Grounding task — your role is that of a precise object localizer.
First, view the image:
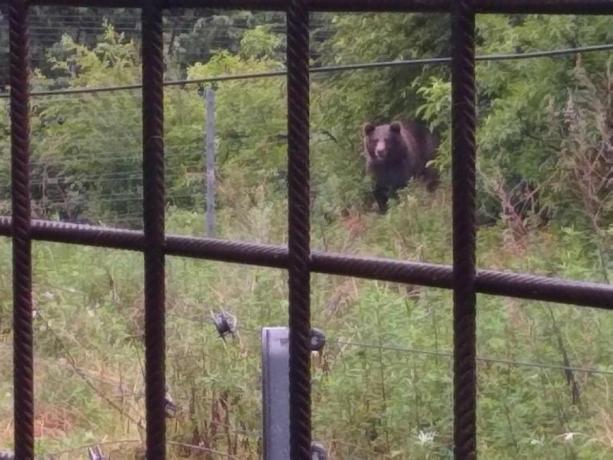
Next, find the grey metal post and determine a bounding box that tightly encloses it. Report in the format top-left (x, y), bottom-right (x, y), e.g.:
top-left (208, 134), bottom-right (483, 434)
top-left (262, 327), bottom-right (327, 460)
top-left (262, 327), bottom-right (291, 459)
top-left (204, 87), bottom-right (216, 237)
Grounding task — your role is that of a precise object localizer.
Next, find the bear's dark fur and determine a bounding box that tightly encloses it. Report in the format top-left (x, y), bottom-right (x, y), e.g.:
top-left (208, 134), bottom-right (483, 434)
top-left (362, 120), bottom-right (439, 212)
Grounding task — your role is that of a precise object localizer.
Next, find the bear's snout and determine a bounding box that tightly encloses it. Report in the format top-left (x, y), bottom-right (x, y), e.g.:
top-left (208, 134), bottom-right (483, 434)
top-left (375, 140), bottom-right (387, 159)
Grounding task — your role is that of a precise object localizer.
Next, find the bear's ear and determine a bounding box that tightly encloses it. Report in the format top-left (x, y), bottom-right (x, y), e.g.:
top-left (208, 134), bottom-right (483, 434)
top-left (390, 122), bottom-right (402, 134)
top-left (363, 122), bottom-right (375, 136)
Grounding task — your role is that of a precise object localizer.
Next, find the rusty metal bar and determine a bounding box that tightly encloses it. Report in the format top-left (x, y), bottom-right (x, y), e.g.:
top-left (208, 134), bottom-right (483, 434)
top-left (1, 218), bottom-right (612, 310)
top-left (9, 0), bottom-right (613, 14)
top-left (287, 0), bottom-right (312, 458)
top-left (475, 0), bottom-right (613, 14)
top-left (9, 0), bottom-right (34, 458)
top-left (142, 1), bottom-right (166, 458)
top-left (451, 0), bottom-right (477, 457)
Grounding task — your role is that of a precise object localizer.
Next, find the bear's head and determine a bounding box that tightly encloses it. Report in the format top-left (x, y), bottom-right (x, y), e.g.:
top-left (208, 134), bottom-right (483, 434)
top-left (362, 121), bottom-right (403, 164)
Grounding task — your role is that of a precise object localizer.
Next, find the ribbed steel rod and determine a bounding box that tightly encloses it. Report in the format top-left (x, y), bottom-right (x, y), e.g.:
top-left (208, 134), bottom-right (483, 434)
top-left (451, 0), bottom-right (477, 458)
top-left (9, 0), bottom-right (34, 458)
top-left (286, 0), bottom-right (312, 457)
top-left (142, 1), bottom-right (166, 458)
top-left (11, 0), bottom-right (613, 14)
top-left (0, 218), bottom-right (611, 310)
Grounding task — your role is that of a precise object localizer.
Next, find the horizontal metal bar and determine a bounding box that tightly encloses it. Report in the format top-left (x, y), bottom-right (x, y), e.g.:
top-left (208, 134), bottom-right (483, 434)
top-left (2, 0), bottom-right (613, 14)
top-left (475, 0), bottom-right (613, 14)
top-left (3, 43), bottom-right (612, 99)
top-left (5, 0), bottom-right (445, 11)
top-left (0, 217), bottom-right (611, 310)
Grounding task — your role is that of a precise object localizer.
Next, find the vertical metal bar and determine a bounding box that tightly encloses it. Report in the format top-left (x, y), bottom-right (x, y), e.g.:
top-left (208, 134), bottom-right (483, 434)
top-left (142, 1), bottom-right (166, 458)
top-left (451, 0), bottom-right (477, 459)
top-left (286, 0), bottom-right (311, 458)
top-left (205, 88), bottom-right (216, 238)
top-left (9, 0), bottom-right (34, 458)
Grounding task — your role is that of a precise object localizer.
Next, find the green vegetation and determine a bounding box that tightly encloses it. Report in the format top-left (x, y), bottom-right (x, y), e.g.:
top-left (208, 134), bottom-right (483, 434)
top-left (0, 11), bottom-right (612, 459)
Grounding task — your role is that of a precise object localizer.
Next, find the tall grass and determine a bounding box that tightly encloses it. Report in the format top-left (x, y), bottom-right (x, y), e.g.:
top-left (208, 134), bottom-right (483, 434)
top-left (0, 181), bottom-right (611, 459)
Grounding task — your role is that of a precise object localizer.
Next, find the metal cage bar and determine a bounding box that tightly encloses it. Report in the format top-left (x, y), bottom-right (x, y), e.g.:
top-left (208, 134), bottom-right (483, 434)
top-left (3, 1), bottom-right (613, 460)
top-left (6, 0), bottom-right (613, 14)
top-left (451, 1), bottom-right (477, 457)
top-left (286, 1), bottom-right (312, 457)
top-left (9, 0), bottom-right (34, 458)
top-left (0, 217), bottom-right (612, 311)
top-left (141, 1), bottom-right (167, 458)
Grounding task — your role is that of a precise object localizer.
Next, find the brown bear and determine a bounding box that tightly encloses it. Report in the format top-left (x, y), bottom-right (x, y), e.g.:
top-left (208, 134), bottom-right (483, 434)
top-left (362, 120), bottom-right (439, 212)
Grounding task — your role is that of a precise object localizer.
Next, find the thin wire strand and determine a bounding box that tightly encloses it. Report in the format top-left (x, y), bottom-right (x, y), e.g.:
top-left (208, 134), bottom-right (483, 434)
top-left (0, 42), bottom-right (611, 98)
top-left (167, 441), bottom-right (241, 458)
top-left (45, 439), bottom-right (246, 459)
top-left (331, 339), bottom-right (613, 376)
top-left (167, 315), bottom-right (613, 377)
top-left (43, 439), bottom-right (142, 458)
